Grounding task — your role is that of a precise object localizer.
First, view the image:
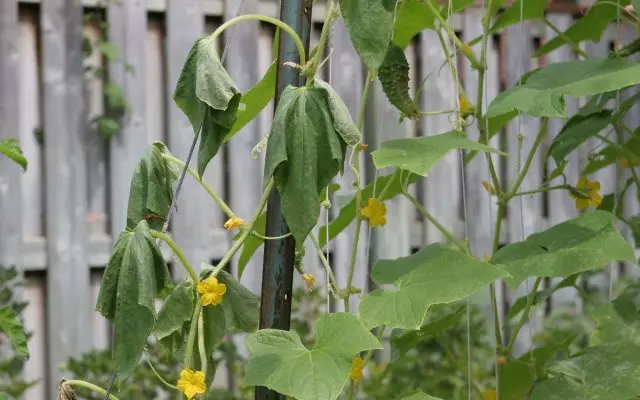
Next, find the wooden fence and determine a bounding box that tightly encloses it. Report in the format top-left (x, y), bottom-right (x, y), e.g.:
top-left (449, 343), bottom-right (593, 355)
top-left (0, 0), bottom-right (638, 398)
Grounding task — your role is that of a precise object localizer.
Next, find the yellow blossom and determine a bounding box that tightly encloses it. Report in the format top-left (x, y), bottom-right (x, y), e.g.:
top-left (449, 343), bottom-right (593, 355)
top-left (621, 158), bottom-right (640, 168)
top-left (459, 94), bottom-right (475, 118)
top-left (496, 355), bottom-right (508, 365)
top-left (349, 356), bottom-right (365, 382)
top-left (223, 216), bottom-right (244, 231)
top-left (197, 276), bottom-right (227, 306)
top-left (302, 273), bottom-right (315, 291)
top-left (361, 198), bottom-right (386, 227)
top-left (358, 143), bottom-right (368, 151)
top-left (176, 369), bottom-right (206, 399)
top-left (481, 180), bottom-right (497, 195)
top-left (570, 177), bottom-right (602, 210)
top-left (483, 390), bottom-right (497, 400)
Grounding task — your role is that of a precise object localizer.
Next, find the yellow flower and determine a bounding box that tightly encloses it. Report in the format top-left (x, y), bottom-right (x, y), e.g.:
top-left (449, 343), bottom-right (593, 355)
top-left (349, 356), bottom-right (365, 382)
top-left (358, 143), bottom-right (368, 151)
top-left (361, 198), bottom-right (386, 227)
top-left (621, 158), bottom-right (640, 168)
top-left (481, 180), bottom-right (497, 195)
top-left (483, 390), bottom-right (497, 400)
top-left (176, 369), bottom-right (206, 399)
top-left (459, 94), bottom-right (475, 119)
top-left (197, 276), bottom-right (227, 306)
top-left (302, 273), bottom-right (315, 292)
top-left (496, 355), bottom-right (508, 365)
top-left (223, 216), bottom-right (244, 231)
top-left (570, 177), bottom-right (602, 210)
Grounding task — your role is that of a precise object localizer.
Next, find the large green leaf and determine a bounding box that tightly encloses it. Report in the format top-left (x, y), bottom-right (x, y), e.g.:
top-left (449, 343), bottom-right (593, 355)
top-left (126, 142), bottom-right (180, 231)
top-left (530, 341), bottom-right (640, 400)
top-left (487, 58), bottom-right (640, 118)
top-left (392, 0), bottom-right (437, 49)
top-left (0, 307), bottom-right (29, 359)
top-left (318, 172), bottom-right (419, 248)
top-left (340, 0), bottom-right (394, 71)
top-left (95, 221), bottom-right (173, 380)
top-left (489, 0), bottom-right (546, 33)
top-left (590, 284), bottom-right (640, 346)
top-left (396, 392), bottom-right (443, 400)
top-left (372, 131), bottom-right (504, 176)
top-left (263, 86), bottom-right (346, 247)
top-left (491, 211), bottom-right (636, 289)
top-left (0, 139), bottom-right (27, 171)
top-left (536, 0), bottom-right (630, 57)
top-left (548, 110), bottom-right (612, 165)
top-left (359, 244), bottom-right (509, 329)
top-left (500, 345), bottom-right (565, 400)
top-left (152, 280), bottom-right (195, 341)
top-left (315, 79), bottom-right (361, 146)
top-left (173, 37), bottom-right (241, 177)
top-left (243, 313), bottom-right (382, 400)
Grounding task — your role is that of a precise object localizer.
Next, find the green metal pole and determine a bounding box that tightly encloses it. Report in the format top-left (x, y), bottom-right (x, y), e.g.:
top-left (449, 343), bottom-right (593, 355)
top-left (256, 0), bottom-right (312, 399)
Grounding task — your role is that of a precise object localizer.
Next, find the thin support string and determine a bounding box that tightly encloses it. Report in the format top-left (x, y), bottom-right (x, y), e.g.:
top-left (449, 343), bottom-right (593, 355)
top-left (325, 16), bottom-right (334, 314)
top-left (103, 1), bottom-right (246, 398)
top-left (611, 0), bottom-right (621, 301)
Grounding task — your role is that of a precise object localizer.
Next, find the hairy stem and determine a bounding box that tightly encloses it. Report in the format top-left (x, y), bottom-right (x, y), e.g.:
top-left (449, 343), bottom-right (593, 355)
top-left (183, 302), bottom-right (202, 368)
top-left (505, 277), bottom-right (543, 354)
top-left (61, 380), bottom-right (121, 400)
top-left (509, 184), bottom-right (570, 199)
top-left (146, 359), bottom-right (178, 390)
top-left (506, 119), bottom-right (548, 198)
top-left (198, 310), bottom-right (208, 377)
top-left (150, 230), bottom-right (199, 283)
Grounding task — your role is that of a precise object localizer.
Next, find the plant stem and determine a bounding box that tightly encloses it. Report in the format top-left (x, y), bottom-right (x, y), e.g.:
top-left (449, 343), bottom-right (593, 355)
top-left (419, 109), bottom-right (457, 116)
top-left (403, 190), bottom-right (467, 251)
top-left (62, 380), bottom-right (121, 400)
top-left (309, 232), bottom-right (341, 293)
top-left (150, 230), bottom-right (199, 283)
top-left (162, 153), bottom-right (235, 218)
top-left (198, 310), bottom-right (208, 377)
top-left (363, 325), bottom-right (386, 365)
top-left (426, 0), bottom-right (484, 70)
top-left (183, 302), bottom-right (202, 368)
top-left (307, 0), bottom-right (336, 83)
top-left (505, 277), bottom-right (543, 354)
top-left (509, 184), bottom-right (570, 198)
top-left (251, 231), bottom-right (292, 240)
top-left (147, 359), bottom-right (178, 390)
top-left (490, 203), bottom-right (505, 351)
top-left (542, 17), bottom-right (589, 59)
top-left (506, 120), bottom-right (548, 198)
top-left (211, 14), bottom-right (306, 65)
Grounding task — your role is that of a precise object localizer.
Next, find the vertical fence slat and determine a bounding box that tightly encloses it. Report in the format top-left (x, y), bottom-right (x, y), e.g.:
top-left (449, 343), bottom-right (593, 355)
top-left (224, 0), bottom-right (265, 294)
top-left (108, 0), bottom-right (148, 235)
top-left (22, 277), bottom-right (47, 400)
top-left (420, 30), bottom-right (461, 244)
top-left (330, 18), bottom-right (366, 312)
top-left (167, 0), bottom-right (211, 278)
top-left (40, 0), bottom-right (90, 395)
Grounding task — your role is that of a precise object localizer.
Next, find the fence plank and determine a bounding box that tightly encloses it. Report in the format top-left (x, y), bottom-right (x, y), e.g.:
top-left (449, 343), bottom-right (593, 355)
top-left (108, 0), bottom-right (148, 235)
top-left (167, 0), bottom-right (214, 279)
top-left (40, 0), bottom-right (91, 395)
top-left (22, 276), bottom-right (47, 400)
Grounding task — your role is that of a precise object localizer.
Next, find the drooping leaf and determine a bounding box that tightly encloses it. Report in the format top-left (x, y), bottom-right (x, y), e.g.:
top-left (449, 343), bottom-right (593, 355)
top-left (243, 313), bottom-right (382, 400)
top-left (0, 139), bottom-right (27, 171)
top-left (392, 0), bottom-right (437, 49)
top-left (314, 79), bottom-right (362, 146)
top-left (152, 280), bottom-right (195, 341)
top-left (126, 142), bottom-right (180, 231)
top-left (487, 58), bottom-right (640, 118)
top-left (489, 0), bottom-right (546, 33)
top-left (548, 110), bottom-right (612, 165)
top-left (396, 392), bottom-right (444, 400)
top-left (536, 0), bottom-right (630, 57)
top-left (0, 307), bottom-right (29, 359)
top-left (340, 0), bottom-right (394, 71)
top-left (359, 244), bottom-right (509, 329)
top-left (491, 210), bottom-right (636, 289)
top-left (95, 220), bottom-right (173, 380)
top-left (173, 37), bottom-right (241, 177)
top-left (373, 131), bottom-right (505, 176)
top-left (530, 340), bottom-right (640, 400)
top-left (378, 44), bottom-right (418, 117)
top-left (500, 345), bottom-right (565, 400)
top-left (263, 86), bottom-right (346, 247)
top-left (318, 172), bottom-right (420, 248)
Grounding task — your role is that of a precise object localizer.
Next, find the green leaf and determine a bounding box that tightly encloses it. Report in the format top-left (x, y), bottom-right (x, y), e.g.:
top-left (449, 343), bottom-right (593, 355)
top-left (0, 307), bottom-right (29, 359)
top-left (318, 172), bottom-right (420, 248)
top-left (104, 81), bottom-right (127, 112)
top-left (152, 280), bottom-right (195, 341)
top-left (501, 345), bottom-right (564, 400)
top-left (263, 86), bottom-right (346, 247)
top-left (396, 392), bottom-right (443, 400)
top-left (530, 341), bottom-right (640, 400)
top-left (548, 110), bottom-right (612, 165)
top-left (235, 213), bottom-right (266, 279)
top-left (464, 110), bottom-right (518, 165)
top-left (536, 0), bottom-right (630, 57)
top-left (392, 0), bottom-right (437, 49)
top-left (378, 44), bottom-right (419, 117)
top-left (96, 39), bottom-right (120, 61)
top-left (243, 313), bottom-right (382, 400)
top-left (507, 274), bottom-right (579, 320)
top-left (126, 142), bottom-right (180, 231)
top-left (597, 193), bottom-right (615, 212)
top-left (173, 37), bottom-right (241, 177)
top-left (372, 131), bottom-right (505, 176)
top-left (314, 79), bottom-right (362, 146)
top-left (626, 215), bottom-right (640, 246)
top-left (489, 0), bottom-right (546, 33)
top-left (440, 0), bottom-right (475, 19)
top-left (340, 0), bottom-right (394, 71)
top-left (359, 244), bottom-right (509, 329)
top-left (491, 210), bottom-right (636, 289)
top-left (94, 116), bottom-right (120, 140)
top-left (590, 284), bottom-right (640, 346)
top-left (0, 139), bottom-right (27, 171)
top-left (95, 220), bottom-right (173, 380)
top-left (487, 58), bottom-right (640, 118)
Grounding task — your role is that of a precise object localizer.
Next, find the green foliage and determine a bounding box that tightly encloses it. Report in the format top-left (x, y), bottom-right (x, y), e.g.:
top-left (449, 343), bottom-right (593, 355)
top-left (547, 110), bottom-right (613, 165)
top-left (243, 313), bottom-right (382, 400)
top-left (314, 79), bottom-right (362, 146)
top-left (396, 392), bottom-right (443, 400)
top-left (378, 44), bottom-right (418, 117)
top-left (229, 63), bottom-right (276, 138)
top-left (0, 139), bottom-right (27, 171)
top-left (392, 0), bottom-right (436, 49)
top-left (491, 211), bottom-right (636, 289)
top-left (489, 0), bottom-right (545, 33)
top-left (173, 37), bottom-right (242, 177)
top-left (373, 131), bottom-right (504, 176)
top-left (359, 244), bottom-right (509, 329)
top-left (152, 280), bottom-right (195, 342)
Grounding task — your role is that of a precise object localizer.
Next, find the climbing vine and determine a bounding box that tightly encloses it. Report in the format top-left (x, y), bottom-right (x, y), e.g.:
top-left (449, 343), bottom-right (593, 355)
top-left (57, 0), bottom-right (640, 399)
